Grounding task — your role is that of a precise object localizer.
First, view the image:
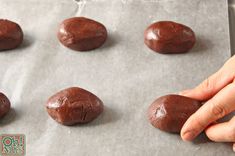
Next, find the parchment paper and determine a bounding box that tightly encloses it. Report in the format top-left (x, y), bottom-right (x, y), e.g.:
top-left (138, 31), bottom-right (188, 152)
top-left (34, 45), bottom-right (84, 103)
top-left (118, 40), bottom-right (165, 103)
top-left (0, 0), bottom-right (232, 155)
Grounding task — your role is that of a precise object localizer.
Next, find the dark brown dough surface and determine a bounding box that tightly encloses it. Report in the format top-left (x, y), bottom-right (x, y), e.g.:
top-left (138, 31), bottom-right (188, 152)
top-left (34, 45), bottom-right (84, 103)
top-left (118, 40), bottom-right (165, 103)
top-left (0, 92), bottom-right (11, 119)
top-left (57, 17), bottom-right (107, 51)
top-left (144, 21), bottom-right (196, 54)
top-left (148, 94), bottom-right (201, 133)
top-left (0, 19), bottom-right (23, 51)
top-left (46, 87), bottom-right (104, 125)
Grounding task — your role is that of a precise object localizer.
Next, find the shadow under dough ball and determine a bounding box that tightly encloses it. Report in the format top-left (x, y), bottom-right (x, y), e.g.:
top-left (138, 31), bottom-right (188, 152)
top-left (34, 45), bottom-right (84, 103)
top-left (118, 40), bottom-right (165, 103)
top-left (144, 21), bottom-right (196, 54)
top-left (0, 19), bottom-right (23, 51)
top-left (57, 17), bottom-right (108, 51)
top-left (148, 94), bottom-right (202, 133)
top-left (46, 87), bottom-right (104, 126)
top-left (0, 92), bottom-right (11, 119)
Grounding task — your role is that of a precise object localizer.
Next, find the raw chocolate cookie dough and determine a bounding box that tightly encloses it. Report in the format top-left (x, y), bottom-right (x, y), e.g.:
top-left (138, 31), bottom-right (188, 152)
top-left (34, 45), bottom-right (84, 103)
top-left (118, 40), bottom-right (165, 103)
top-left (46, 87), bottom-right (104, 125)
top-left (144, 21), bottom-right (196, 54)
top-left (57, 17), bottom-right (107, 51)
top-left (0, 92), bottom-right (11, 119)
top-left (148, 94), bottom-right (201, 133)
top-left (0, 19), bottom-right (23, 51)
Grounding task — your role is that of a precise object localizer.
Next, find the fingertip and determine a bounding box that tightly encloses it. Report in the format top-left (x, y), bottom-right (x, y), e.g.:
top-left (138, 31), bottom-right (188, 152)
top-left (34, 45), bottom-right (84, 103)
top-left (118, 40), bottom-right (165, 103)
top-left (205, 121), bottom-right (235, 142)
top-left (204, 122), bottom-right (217, 134)
top-left (181, 117), bottom-right (200, 141)
top-left (233, 143), bottom-right (235, 152)
top-left (181, 130), bottom-right (197, 141)
top-left (180, 126), bottom-right (188, 141)
top-left (204, 126), bottom-right (215, 141)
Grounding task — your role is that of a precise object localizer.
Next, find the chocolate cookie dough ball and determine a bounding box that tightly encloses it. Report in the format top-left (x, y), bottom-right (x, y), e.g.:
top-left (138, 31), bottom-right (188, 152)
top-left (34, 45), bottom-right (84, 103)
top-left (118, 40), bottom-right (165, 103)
top-left (57, 17), bottom-right (107, 51)
top-left (144, 21), bottom-right (196, 54)
top-left (148, 94), bottom-right (201, 133)
top-left (46, 87), bottom-right (104, 125)
top-left (0, 92), bottom-right (11, 119)
top-left (0, 19), bottom-right (23, 51)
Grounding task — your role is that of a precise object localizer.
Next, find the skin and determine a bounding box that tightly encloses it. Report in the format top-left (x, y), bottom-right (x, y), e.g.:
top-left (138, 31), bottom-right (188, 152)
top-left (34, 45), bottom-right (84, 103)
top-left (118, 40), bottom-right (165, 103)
top-left (179, 55), bottom-right (235, 151)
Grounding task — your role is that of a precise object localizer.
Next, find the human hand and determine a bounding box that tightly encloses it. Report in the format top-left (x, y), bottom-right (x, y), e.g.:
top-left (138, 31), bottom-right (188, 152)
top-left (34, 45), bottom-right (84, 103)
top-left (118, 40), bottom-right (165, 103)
top-left (180, 55), bottom-right (235, 151)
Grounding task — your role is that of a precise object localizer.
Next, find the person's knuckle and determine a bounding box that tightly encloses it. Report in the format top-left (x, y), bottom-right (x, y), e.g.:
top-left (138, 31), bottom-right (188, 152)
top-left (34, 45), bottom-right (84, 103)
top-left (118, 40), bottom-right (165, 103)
top-left (211, 103), bottom-right (227, 119)
top-left (200, 77), bottom-right (214, 92)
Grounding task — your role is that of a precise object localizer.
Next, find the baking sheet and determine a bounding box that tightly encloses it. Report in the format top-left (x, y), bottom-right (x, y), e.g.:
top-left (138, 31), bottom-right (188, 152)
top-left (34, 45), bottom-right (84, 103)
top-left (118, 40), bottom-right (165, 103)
top-left (0, 0), bottom-right (232, 155)
top-left (229, 0), bottom-right (235, 55)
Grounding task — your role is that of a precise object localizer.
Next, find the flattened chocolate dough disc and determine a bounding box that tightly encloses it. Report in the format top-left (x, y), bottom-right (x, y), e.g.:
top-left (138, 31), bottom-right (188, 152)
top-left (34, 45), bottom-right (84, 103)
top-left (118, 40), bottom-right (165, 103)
top-left (0, 92), bottom-right (11, 119)
top-left (148, 94), bottom-right (201, 133)
top-left (57, 17), bottom-right (108, 51)
top-left (144, 21), bottom-right (196, 54)
top-left (0, 19), bottom-right (23, 51)
top-left (46, 87), bottom-right (104, 125)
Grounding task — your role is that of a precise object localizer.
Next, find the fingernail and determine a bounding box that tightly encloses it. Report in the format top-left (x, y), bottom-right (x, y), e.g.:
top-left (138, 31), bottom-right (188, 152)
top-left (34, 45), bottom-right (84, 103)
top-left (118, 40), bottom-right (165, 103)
top-left (182, 130), bottom-right (196, 141)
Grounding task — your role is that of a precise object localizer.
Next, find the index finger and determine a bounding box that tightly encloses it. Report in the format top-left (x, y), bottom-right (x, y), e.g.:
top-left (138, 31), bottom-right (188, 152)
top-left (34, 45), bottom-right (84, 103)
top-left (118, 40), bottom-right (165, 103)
top-left (181, 82), bottom-right (235, 141)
